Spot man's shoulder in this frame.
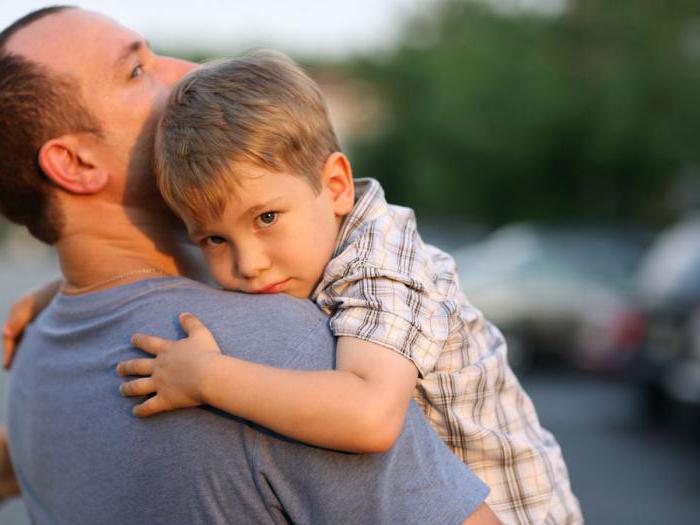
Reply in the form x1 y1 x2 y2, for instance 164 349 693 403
145 277 325 321
46 277 334 369
136 278 335 368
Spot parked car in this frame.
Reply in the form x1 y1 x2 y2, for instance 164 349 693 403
633 216 700 421
453 223 648 374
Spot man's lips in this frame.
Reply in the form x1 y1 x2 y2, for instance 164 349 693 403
250 278 291 294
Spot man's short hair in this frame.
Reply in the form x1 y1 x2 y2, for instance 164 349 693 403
0 5 102 244
156 50 340 225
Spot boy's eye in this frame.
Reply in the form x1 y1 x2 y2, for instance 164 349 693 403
203 235 226 247
256 211 278 228
129 64 144 79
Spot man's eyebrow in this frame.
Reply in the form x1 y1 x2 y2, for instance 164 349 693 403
114 39 151 68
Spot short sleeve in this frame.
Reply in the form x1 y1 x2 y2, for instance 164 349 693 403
319 263 454 377
312 180 460 377
254 400 490 525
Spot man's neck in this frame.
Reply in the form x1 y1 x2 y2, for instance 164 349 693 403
55 201 202 291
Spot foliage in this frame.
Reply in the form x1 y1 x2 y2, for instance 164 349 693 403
347 0 700 227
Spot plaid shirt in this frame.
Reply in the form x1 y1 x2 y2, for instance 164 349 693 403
313 179 582 525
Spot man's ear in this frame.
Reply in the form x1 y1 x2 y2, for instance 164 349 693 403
38 135 108 194
321 152 355 217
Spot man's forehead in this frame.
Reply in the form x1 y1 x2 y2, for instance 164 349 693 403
5 8 140 74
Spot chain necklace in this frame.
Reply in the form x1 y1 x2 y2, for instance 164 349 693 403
60 267 171 295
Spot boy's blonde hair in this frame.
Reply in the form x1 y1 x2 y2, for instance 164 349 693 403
156 50 340 224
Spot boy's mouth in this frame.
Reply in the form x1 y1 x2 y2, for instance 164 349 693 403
250 278 292 294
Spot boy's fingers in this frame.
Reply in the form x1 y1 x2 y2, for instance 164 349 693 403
2 337 15 370
130 333 165 354
2 323 14 338
2 294 42 371
7 300 35 331
178 312 208 337
3 321 24 370
132 396 167 418
119 377 155 397
117 358 155 377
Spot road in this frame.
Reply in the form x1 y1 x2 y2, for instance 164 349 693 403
522 367 700 524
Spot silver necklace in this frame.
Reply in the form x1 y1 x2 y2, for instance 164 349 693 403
60 267 170 295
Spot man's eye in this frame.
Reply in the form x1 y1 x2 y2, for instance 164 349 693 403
129 64 144 79
256 211 278 228
203 235 226 247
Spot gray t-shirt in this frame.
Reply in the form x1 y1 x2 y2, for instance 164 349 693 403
7 277 488 525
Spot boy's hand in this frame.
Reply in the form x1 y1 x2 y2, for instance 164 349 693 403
3 294 35 369
3 279 61 370
118 313 222 417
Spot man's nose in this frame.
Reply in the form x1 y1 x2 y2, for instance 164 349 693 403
159 56 198 87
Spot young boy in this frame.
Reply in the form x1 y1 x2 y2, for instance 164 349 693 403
7 52 581 524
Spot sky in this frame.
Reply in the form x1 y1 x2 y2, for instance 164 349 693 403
0 0 437 58
0 0 567 58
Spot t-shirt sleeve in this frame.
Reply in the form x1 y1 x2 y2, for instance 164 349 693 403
252 317 489 525
319 263 453 377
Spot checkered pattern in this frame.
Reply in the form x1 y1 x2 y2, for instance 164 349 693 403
313 179 582 524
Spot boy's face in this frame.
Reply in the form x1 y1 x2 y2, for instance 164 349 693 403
185 155 354 298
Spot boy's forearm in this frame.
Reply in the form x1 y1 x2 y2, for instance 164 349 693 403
0 427 19 503
3 277 63 369
36 278 62 307
198 354 408 453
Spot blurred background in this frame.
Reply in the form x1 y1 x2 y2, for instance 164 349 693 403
2 0 700 523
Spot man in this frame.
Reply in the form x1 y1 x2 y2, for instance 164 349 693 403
0 7 499 524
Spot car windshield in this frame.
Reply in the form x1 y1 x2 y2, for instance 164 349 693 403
636 217 700 304
454 224 644 291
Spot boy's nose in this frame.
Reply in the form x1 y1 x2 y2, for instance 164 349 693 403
235 250 271 279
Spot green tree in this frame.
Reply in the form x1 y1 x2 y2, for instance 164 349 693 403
349 0 700 227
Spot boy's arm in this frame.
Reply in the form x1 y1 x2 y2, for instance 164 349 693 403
464 504 502 525
204 334 418 452
3 278 61 369
119 313 418 453
0 427 20 504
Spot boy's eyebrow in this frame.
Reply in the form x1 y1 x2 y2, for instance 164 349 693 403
187 197 286 238
187 224 205 238
187 216 217 238
244 197 285 218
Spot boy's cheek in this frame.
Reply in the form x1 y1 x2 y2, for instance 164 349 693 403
212 268 248 293
286 287 310 299
212 273 240 292
216 279 244 293
285 278 317 300
205 258 236 291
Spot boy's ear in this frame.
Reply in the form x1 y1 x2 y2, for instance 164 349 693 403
321 152 355 217
38 135 109 195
